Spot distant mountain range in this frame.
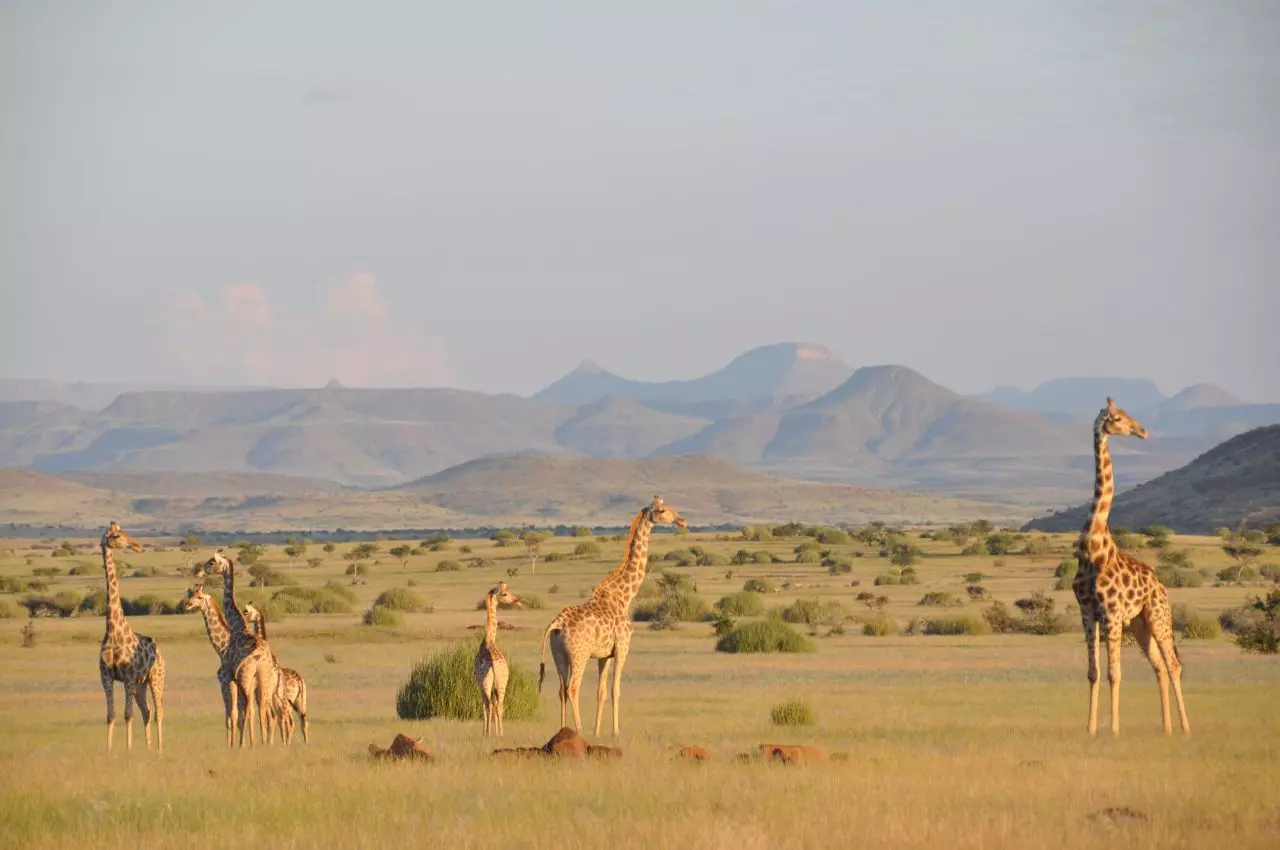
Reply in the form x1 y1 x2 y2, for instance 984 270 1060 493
2 344 1277 518
1024 424 1280 533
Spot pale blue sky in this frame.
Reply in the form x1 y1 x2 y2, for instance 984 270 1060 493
3 1 1278 400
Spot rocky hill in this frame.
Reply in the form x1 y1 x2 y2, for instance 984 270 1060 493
1023 425 1280 533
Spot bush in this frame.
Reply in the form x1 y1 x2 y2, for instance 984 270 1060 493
122 594 177 616
962 572 986 583
918 592 962 607
1233 590 1280 654
270 585 356 614
752 550 778 565
31 566 62 577
794 548 822 565
1157 566 1204 588
966 585 991 601
875 567 918 586
1 577 28 594
363 605 403 627
712 615 737 637
632 591 713 623
983 595 1071 635
78 590 108 616
770 699 816 726
715 620 815 654
716 591 764 617
662 549 695 566
917 613 992 635
816 528 850 545
1217 564 1259 583
435 560 462 572
373 587 434 613
0 598 20 619
774 598 848 630
696 552 727 567
743 579 776 594
573 542 602 558
344 563 369 576
248 563 296 587
1158 548 1195 571
395 641 540 720
1183 614 1222 640
862 616 895 636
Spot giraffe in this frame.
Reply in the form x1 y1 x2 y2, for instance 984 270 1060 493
538 496 686 737
1072 398 1190 736
474 582 521 737
243 602 309 744
98 522 165 754
181 582 237 746
202 550 281 748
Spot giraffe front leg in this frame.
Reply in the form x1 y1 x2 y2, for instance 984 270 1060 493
593 658 611 738
610 646 629 738
133 681 152 751
1082 611 1100 736
101 668 116 755
567 658 586 733
123 682 136 752
1105 620 1125 737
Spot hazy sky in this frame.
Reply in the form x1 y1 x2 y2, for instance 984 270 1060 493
3 1 1278 401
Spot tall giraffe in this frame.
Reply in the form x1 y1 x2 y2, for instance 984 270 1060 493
538 496 686 737
475 582 521 737
202 551 281 748
181 582 237 745
1072 398 1190 736
98 522 165 753
243 602 309 744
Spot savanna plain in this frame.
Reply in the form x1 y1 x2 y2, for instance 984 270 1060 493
1 526 1277 850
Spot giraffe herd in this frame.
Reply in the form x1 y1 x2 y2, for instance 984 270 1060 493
90 398 1189 756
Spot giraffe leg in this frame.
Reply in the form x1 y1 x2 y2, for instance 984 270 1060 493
479 688 491 736
1128 616 1172 734
593 657 611 738
123 681 136 752
133 680 152 751
1081 608 1101 735
567 656 587 733
494 686 505 737
148 650 165 753
220 675 234 748
1149 609 1191 734
610 645 630 738
1104 619 1125 737
101 667 116 755
296 680 309 744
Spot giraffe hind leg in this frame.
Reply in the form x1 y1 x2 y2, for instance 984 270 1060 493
150 651 165 753
132 680 152 751
1145 604 1190 734
1104 619 1125 736
594 657 611 738
101 667 116 755
1128 615 1172 734
123 680 136 752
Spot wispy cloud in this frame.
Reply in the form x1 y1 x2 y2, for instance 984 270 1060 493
149 273 451 388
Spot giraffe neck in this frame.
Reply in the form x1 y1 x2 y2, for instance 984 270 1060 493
594 509 655 612
250 615 267 641
483 595 499 648
1080 429 1116 561
101 543 133 641
196 599 232 657
220 561 251 638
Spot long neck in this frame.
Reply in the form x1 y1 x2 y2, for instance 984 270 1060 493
483 596 499 647
251 616 267 640
1080 429 1115 558
221 562 250 637
198 600 232 657
101 544 132 638
594 510 654 608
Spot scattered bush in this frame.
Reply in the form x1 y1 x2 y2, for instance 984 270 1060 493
363 605 404 627
435 560 463 573
632 591 713 623
270 585 356 614
915 613 991 635
1232 590 1280 654
31 566 62 578
716 592 764 617
657 570 696 594
966 585 991 601
662 549 695 566
121 594 178 616
344 563 369 576
712 615 737 637
874 567 919 586
1 577 28 594
862 616 895 636
770 699 816 726
373 587 434 613
962 572 986 583
715 620 815 654
742 579 776 594
1157 566 1204 588
1181 612 1222 640
696 552 727 567
248 563 296 587
543 552 566 563
918 592 962 607
1217 564 1259 584
573 542 602 558
983 594 1072 635
395 641 539 720
0 598 20 619
774 598 848 631
794 548 822 565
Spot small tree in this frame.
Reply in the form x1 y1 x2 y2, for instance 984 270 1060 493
1140 525 1173 549
323 542 336 554
1222 520 1265 572
522 531 551 575
283 545 302 565
571 526 593 537
492 530 517 548
889 543 921 568
573 541 601 558
389 545 413 569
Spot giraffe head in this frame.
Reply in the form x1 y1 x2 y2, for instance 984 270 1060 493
102 521 144 553
490 581 521 609
182 582 213 612
202 550 234 575
648 496 687 528
1094 397 1149 440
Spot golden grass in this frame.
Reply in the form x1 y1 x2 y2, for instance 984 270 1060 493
1 530 1278 849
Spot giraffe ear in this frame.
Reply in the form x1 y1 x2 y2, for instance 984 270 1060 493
1106 397 1116 411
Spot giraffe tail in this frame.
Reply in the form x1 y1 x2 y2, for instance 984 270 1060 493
538 616 560 694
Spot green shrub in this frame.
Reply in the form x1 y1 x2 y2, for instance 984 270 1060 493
1184 614 1222 640
518 593 545 610
0 598 20 619
122 594 177 616
363 605 403 627
632 591 713 623
862 616 895 636
696 552 727 567
1232 590 1280 654
716 592 764 617
31 566 62 577
1158 548 1195 570
1157 566 1204 588
816 528 850 545
875 567 919 586
918 592 962 607
657 570 696 594
983 596 1071 635
794 549 822 565
395 641 539 720
773 598 848 630
825 555 854 575
962 572 986 583
344 563 369 576
271 585 356 614
770 699 816 726
373 587 434 613
919 613 991 635
662 549 695 565
712 615 737 637
1053 559 1079 591
743 579 775 594
1218 564 1259 583
715 620 815 654
259 600 290 624
78 590 108 616
574 542 602 558
247 563 296 587
752 550 778 565
435 560 462 572
1 576 28 594
966 585 991 601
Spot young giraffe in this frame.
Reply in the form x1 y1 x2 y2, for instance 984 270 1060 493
98 522 165 754
538 496 687 737
181 582 237 745
474 582 522 737
1073 398 1190 736
203 551 281 748
243 602 309 744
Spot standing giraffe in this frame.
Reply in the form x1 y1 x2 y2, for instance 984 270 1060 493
202 551 281 748
181 582 237 745
243 602 309 744
475 582 522 737
538 496 686 737
98 522 165 753
1072 398 1190 736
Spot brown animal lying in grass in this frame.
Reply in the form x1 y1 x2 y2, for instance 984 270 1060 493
369 733 433 762
675 745 711 761
491 727 623 761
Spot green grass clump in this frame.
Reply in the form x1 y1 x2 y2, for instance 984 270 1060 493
742 579 775 594
918 591 962 607
633 591 713 623
0 598 19 619
363 605 403 627
1158 567 1205 588
919 613 991 636
715 620 815 654
435 560 463 572
770 699 817 726
1 576 28 594
271 585 356 614
715 591 764 617
373 587 434 613
121 594 178 616
1184 614 1222 640
862 616 895 636
395 641 539 721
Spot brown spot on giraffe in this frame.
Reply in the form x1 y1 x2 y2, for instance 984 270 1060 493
98 522 165 754
537 496 687 737
1074 398 1189 737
